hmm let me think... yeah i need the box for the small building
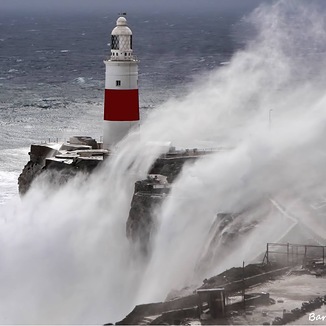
[197,287,226,318]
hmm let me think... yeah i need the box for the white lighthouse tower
[103,16,140,150]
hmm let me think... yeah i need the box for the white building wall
[104,61,138,89]
[103,120,139,149]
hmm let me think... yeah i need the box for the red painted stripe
[104,89,139,121]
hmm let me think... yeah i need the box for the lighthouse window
[111,35,119,50]
[116,80,121,86]
[130,35,133,49]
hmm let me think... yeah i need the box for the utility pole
[242,261,246,310]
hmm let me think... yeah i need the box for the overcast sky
[1,0,268,15]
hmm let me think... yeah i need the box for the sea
[0,8,248,204]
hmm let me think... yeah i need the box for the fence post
[287,243,290,266]
[242,261,245,310]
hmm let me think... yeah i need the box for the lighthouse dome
[117,17,127,26]
[112,17,132,36]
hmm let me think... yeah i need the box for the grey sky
[1,0,267,15]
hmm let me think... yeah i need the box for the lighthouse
[103,16,140,150]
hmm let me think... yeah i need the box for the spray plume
[0,0,326,323]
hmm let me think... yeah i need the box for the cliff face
[149,156,197,183]
[18,144,60,195]
[125,155,202,251]
[18,137,104,195]
[127,192,164,254]
[18,143,211,257]
[126,176,170,254]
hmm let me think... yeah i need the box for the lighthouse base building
[103,16,140,150]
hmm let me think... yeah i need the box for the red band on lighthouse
[104,89,139,121]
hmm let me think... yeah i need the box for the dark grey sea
[0,10,248,145]
[0,8,251,202]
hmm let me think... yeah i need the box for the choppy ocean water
[0,11,245,204]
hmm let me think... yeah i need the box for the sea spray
[134,0,326,303]
[0,135,169,323]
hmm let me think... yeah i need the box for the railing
[105,55,139,62]
[163,147,231,158]
[39,136,103,144]
[263,242,326,266]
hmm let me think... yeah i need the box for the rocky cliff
[18,136,104,195]
[19,142,204,252]
[18,144,61,195]
[126,176,170,254]
[125,152,205,251]
[20,143,241,259]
